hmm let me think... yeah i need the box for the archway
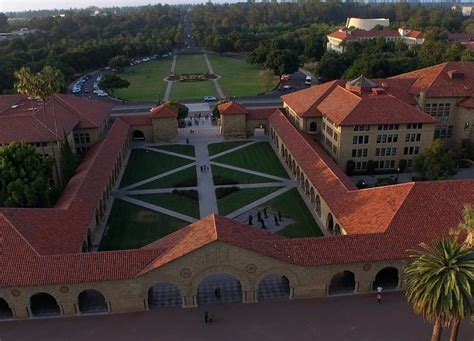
[304,179,309,194]
[315,195,321,217]
[328,271,356,295]
[78,290,108,314]
[326,213,334,233]
[148,283,182,309]
[372,267,399,291]
[132,130,145,141]
[254,125,266,137]
[309,122,317,132]
[257,275,291,301]
[30,293,60,317]
[197,273,242,306]
[0,298,13,319]
[310,187,315,203]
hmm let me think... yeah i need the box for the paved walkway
[194,140,219,217]
[204,53,225,99]
[2,293,471,341]
[163,54,177,101]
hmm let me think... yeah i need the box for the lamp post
[396,168,400,182]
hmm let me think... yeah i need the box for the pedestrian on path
[208,312,213,324]
[248,215,253,225]
[257,210,262,222]
[263,207,268,218]
[186,138,189,144]
[377,286,383,294]
[200,165,203,172]
[377,292,382,304]
[274,215,280,226]
[278,210,282,222]
[204,311,209,324]
[214,288,221,300]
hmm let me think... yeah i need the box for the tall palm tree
[403,238,474,341]
[451,204,474,248]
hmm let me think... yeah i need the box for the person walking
[377,292,382,304]
[200,165,203,172]
[204,311,209,324]
[377,286,383,294]
[248,215,253,225]
[208,312,213,324]
[186,138,189,144]
[257,210,262,222]
[274,215,280,226]
[214,288,221,300]
[263,207,268,218]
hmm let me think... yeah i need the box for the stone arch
[309,121,317,132]
[78,289,108,314]
[304,178,310,194]
[334,224,341,235]
[315,195,321,217]
[132,130,145,141]
[0,298,13,319]
[326,213,334,233]
[148,282,182,309]
[30,293,61,317]
[310,187,315,203]
[328,271,356,295]
[372,267,400,291]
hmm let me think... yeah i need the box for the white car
[97,91,108,97]
[203,96,217,101]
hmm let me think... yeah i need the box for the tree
[99,74,130,96]
[451,204,474,248]
[258,69,276,93]
[109,55,130,70]
[0,142,53,208]
[60,135,80,187]
[413,139,457,180]
[13,67,37,99]
[164,100,188,120]
[265,49,299,76]
[0,13,8,32]
[404,238,474,341]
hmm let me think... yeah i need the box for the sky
[0,0,241,13]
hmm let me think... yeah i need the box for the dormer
[345,75,377,94]
[447,70,464,80]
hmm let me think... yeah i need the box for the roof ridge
[53,94,98,126]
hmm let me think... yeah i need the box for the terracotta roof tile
[121,115,153,126]
[218,102,247,115]
[149,104,178,118]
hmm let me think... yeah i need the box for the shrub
[215,186,239,199]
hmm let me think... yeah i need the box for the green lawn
[212,165,279,185]
[208,140,251,156]
[150,144,195,157]
[209,55,279,97]
[217,187,280,216]
[137,166,197,190]
[260,188,322,238]
[132,192,200,218]
[175,54,208,74]
[120,149,193,187]
[170,80,216,101]
[99,199,188,251]
[213,142,289,178]
[114,58,171,101]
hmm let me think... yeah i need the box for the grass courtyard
[170,80,216,101]
[114,58,172,102]
[101,142,320,252]
[209,55,279,97]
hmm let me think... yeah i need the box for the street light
[396,168,400,182]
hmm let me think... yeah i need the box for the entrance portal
[197,273,242,306]
[148,283,182,309]
[257,275,291,301]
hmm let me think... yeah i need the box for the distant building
[327,26,424,53]
[346,17,390,31]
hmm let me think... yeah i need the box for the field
[174,54,208,74]
[114,58,172,102]
[170,80,217,101]
[209,55,279,97]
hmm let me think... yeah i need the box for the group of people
[200,165,210,172]
[248,208,282,230]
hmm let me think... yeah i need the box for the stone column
[182,295,197,308]
[242,290,257,304]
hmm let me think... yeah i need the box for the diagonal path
[143,146,196,161]
[209,140,259,160]
[115,195,197,223]
[210,161,289,182]
[204,53,225,99]
[225,185,295,219]
[119,163,196,192]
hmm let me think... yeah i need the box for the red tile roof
[149,104,178,118]
[391,62,474,99]
[218,101,248,115]
[317,85,437,126]
[0,94,111,144]
[327,29,423,42]
[246,108,277,120]
[121,115,153,126]
[281,80,342,118]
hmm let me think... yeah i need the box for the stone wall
[152,118,178,143]
[221,114,246,138]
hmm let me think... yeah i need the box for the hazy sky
[0,0,241,13]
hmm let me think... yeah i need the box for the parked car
[280,85,292,91]
[305,76,312,85]
[280,74,291,81]
[203,96,217,101]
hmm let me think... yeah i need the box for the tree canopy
[165,100,188,120]
[413,139,457,180]
[99,74,130,95]
[0,142,53,207]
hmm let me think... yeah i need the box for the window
[425,102,450,121]
[352,149,368,158]
[353,135,369,145]
[378,124,399,131]
[434,125,454,139]
[309,122,317,132]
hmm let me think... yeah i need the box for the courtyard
[99,137,322,251]
[1,292,472,341]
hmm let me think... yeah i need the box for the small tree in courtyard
[413,139,456,180]
[164,100,188,120]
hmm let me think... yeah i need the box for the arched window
[30,293,60,317]
[327,213,334,233]
[334,224,341,235]
[372,267,399,291]
[0,298,13,319]
[257,275,291,301]
[328,271,356,295]
[132,130,145,141]
[78,290,108,314]
[197,273,242,306]
[148,283,182,309]
[315,195,321,217]
[309,122,317,132]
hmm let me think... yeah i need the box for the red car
[280,74,291,81]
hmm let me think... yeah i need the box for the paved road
[1,292,471,341]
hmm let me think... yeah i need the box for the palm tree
[403,238,474,341]
[450,204,474,248]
